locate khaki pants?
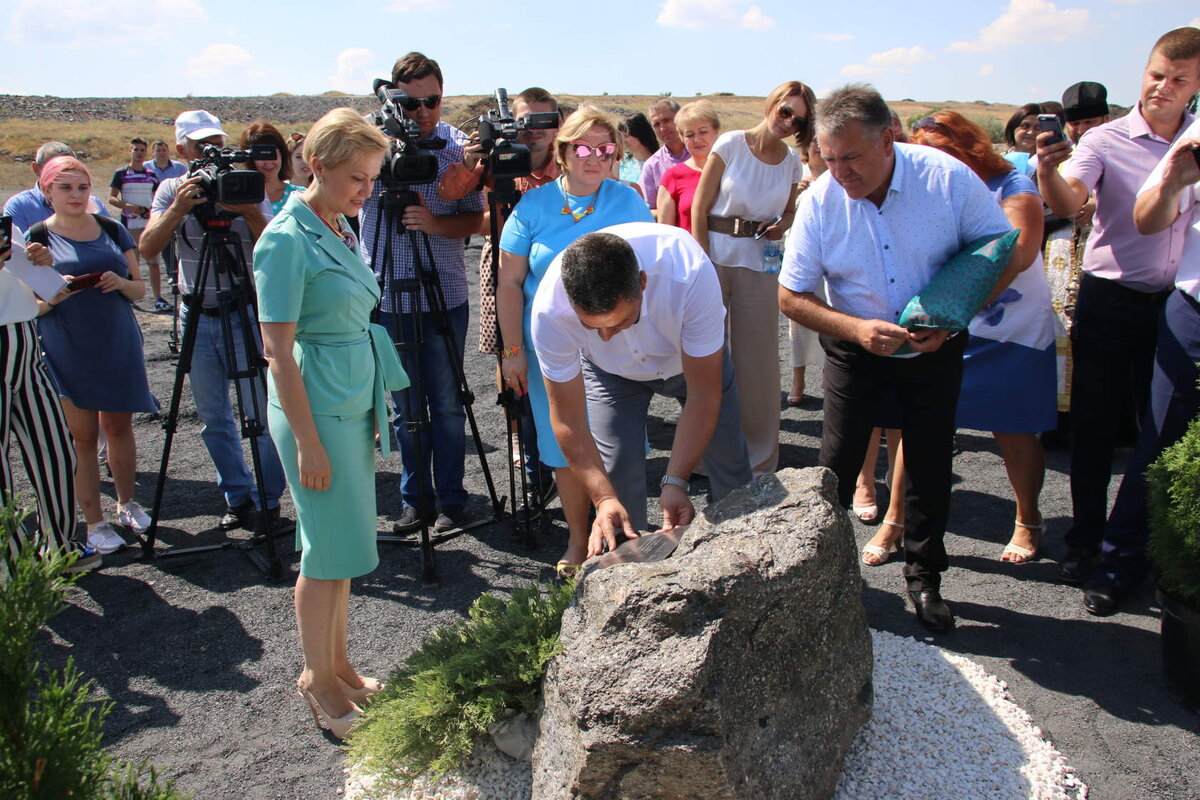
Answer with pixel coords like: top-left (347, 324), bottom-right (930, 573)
top-left (716, 264), bottom-right (780, 475)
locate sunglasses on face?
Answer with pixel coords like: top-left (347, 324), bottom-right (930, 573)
top-left (569, 141), bottom-right (618, 161)
top-left (399, 94), bottom-right (440, 112)
top-left (912, 116), bottom-right (945, 133)
top-left (289, 132), bottom-right (305, 142)
top-left (777, 104), bottom-right (809, 132)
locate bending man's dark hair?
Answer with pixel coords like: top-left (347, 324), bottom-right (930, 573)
top-left (560, 233), bottom-right (642, 315)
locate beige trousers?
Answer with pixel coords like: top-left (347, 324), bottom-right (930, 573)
top-left (716, 264), bottom-right (781, 475)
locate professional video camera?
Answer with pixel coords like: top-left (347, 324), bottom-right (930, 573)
top-left (370, 78), bottom-right (442, 187)
top-left (187, 144), bottom-right (271, 207)
top-left (475, 88), bottom-right (560, 180)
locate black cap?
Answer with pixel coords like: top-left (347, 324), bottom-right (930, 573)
top-left (1062, 81), bottom-right (1108, 122)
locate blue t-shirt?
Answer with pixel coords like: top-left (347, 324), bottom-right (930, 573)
top-left (499, 177), bottom-right (653, 343)
top-left (986, 169), bottom-right (1038, 201)
top-left (144, 159), bottom-right (188, 182)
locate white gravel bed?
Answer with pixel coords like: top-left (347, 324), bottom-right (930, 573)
top-left (345, 629), bottom-right (1087, 800)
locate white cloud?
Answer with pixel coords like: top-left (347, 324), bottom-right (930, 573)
top-left (389, 0), bottom-right (445, 10)
top-left (842, 46), bottom-right (934, 78)
top-left (186, 44), bottom-right (263, 80)
top-left (657, 0), bottom-right (775, 30)
top-left (6, 0), bottom-right (205, 47)
top-left (812, 33), bottom-right (854, 42)
top-left (1190, 17), bottom-right (1200, 28)
top-left (979, 63), bottom-right (995, 76)
top-left (950, 0), bottom-right (1091, 53)
top-left (328, 48), bottom-right (377, 94)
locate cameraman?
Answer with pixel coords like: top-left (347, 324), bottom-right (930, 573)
top-left (139, 110), bottom-right (288, 532)
top-left (361, 52), bottom-right (484, 533)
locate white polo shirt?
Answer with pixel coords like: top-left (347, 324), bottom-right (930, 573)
top-left (1139, 117), bottom-right (1200, 300)
top-left (531, 222), bottom-right (726, 383)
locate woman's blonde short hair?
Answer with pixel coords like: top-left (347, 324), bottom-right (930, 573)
top-left (555, 106), bottom-right (624, 174)
top-left (674, 100), bottom-right (720, 131)
top-left (303, 108), bottom-right (388, 170)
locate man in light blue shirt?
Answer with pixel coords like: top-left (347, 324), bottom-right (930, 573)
top-left (4, 141), bottom-right (112, 231)
top-left (779, 84), bottom-right (1011, 633)
top-left (144, 140), bottom-right (188, 182)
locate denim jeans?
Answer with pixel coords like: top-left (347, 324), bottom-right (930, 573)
top-left (181, 310), bottom-right (285, 510)
top-left (378, 303), bottom-right (469, 510)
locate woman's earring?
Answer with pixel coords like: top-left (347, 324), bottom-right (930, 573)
top-left (316, 176), bottom-right (324, 185)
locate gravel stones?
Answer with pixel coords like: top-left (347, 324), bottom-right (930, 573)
top-left (348, 630), bottom-right (1088, 800)
top-left (532, 467), bottom-right (874, 800)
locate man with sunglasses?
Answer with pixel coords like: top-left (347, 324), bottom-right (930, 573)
top-left (360, 52), bottom-right (485, 534)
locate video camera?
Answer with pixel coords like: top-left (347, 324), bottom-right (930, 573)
top-left (187, 144), bottom-right (271, 207)
top-left (475, 88), bottom-right (560, 181)
top-left (370, 78), bottom-right (442, 187)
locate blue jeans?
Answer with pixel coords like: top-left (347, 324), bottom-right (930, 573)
top-left (379, 303), bottom-right (469, 509)
top-left (182, 310), bottom-right (285, 510)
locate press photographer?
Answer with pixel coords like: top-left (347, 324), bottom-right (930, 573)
top-left (360, 52), bottom-right (485, 535)
top-left (139, 110), bottom-right (289, 532)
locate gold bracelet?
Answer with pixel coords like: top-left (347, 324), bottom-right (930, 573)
top-left (500, 344), bottom-right (523, 360)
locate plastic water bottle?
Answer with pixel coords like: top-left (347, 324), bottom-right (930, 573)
top-left (762, 241), bottom-right (782, 274)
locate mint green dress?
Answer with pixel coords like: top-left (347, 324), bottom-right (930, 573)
top-left (254, 193), bottom-right (408, 579)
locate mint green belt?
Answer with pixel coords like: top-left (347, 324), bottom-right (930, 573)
top-left (367, 323), bottom-right (408, 457)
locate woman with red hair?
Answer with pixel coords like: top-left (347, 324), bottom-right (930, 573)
top-left (868, 111), bottom-right (1056, 565)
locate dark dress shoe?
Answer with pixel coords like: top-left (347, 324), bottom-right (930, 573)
top-left (1057, 547), bottom-right (1095, 585)
top-left (219, 500), bottom-right (255, 531)
top-left (908, 589), bottom-right (955, 632)
top-left (1083, 581), bottom-right (1121, 616)
top-left (434, 505), bottom-right (468, 532)
top-left (254, 506), bottom-right (295, 535)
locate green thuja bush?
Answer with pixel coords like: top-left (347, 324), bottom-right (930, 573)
top-left (0, 495), bottom-right (186, 800)
top-left (1147, 412), bottom-right (1200, 610)
top-left (348, 580), bottom-right (575, 783)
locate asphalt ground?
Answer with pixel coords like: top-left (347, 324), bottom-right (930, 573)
top-left (18, 237), bottom-right (1199, 799)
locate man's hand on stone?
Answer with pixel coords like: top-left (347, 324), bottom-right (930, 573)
top-left (589, 497), bottom-right (639, 557)
top-left (657, 484), bottom-right (695, 533)
top-left (856, 319), bottom-right (909, 356)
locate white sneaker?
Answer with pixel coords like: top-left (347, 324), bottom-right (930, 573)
top-left (117, 500), bottom-right (152, 534)
top-left (86, 522), bottom-right (126, 554)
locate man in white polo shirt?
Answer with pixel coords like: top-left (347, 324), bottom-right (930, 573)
top-left (530, 222), bottom-right (751, 555)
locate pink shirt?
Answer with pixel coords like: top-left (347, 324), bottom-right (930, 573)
top-left (660, 162), bottom-right (702, 233)
top-left (1139, 117), bottom-right (1200, 300)
top-left (1062, 104), bottom-right (1195, 292)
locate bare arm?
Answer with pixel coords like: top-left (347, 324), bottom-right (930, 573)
top-left (983, 192), bottom-right (1045, 304)
top-left (260, 321), bottom-right (330, 491)
top-left (778, 287), bottom-right (929, 354)
top-left (690, 152), bottom-right (727, 255)
top-left (1134, 137), bottom-right (1199, 235)
top-left (658, 348), bottom-right (724, 531)
top-left (657, 185), bottom-right (678, 227)
top-left (496, 249), bottom-right (531, 395)
top-left (140, 176), bottom-right (206, 260)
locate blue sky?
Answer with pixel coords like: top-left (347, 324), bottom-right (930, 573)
top-left (2, 0), bottom-right (1198, 105)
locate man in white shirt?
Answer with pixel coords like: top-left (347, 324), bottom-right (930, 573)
top-left (779, 84), bottom-right (1011, 632)
top-left (531, 222), bottom-right (751, 555)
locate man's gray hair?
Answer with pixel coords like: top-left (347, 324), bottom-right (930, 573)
top-left (815, 84), bottom-right (892, 140)
top-left (647, 97), bottom-right (681, 117)
top-left (35, 141), bottom-right (75, 167)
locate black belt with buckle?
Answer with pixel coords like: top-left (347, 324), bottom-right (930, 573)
top-left (180, 294), bottom-right (222, 317)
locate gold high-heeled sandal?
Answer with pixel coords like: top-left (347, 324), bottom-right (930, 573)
top-left (298, 686), bottom-right (361, 741)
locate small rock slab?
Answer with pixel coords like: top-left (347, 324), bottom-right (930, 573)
top-left (532, 467), bottom-right (873, 800)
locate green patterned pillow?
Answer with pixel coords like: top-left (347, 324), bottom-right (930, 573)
top-left (896, 228), bottom-right (1019, 349)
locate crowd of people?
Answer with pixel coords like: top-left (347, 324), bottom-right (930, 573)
top-left (2, 28), bottom-right (1199, 741)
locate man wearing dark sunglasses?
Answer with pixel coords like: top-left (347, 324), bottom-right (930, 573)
top-left (360, 52), bottom-right (486, 534)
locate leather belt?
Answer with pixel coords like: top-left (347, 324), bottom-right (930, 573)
top-left (707, 215), bottom-right (765, 238)
top-left (181, 294), bottom-right (222, 317)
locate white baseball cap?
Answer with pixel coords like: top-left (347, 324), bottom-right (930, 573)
top-left (175, 110), bottom-right (226, 144)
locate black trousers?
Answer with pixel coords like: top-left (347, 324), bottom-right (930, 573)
top-left (819, 333), bottom-right (966, 592)
top-left (1066, 273), bottom-right (1170, 552)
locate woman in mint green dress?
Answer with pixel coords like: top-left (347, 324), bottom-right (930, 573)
top-left (254, 109), bottom-right (406, 741)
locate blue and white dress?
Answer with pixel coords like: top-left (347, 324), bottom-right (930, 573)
top-left (955, 170), bottom-right (1057, 434)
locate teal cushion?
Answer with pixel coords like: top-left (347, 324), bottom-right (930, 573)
top-left (896, 228), bottom-right (1019, 351)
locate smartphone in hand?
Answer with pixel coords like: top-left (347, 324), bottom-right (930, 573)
top-left (1037, 114), bottom-right (1065, 147)
top-left (754, 214), bottom-right (783, 240)
top-left (0, 215), bottom-right (12, 262)
top-left (66, 272), bottom-right (104, 292)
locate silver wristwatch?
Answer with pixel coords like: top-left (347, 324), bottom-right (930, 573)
top-left (660, 474), bottom-right (690, 493)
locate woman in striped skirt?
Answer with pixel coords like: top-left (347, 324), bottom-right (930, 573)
top-left (0, 224), bottom-right (97, 569)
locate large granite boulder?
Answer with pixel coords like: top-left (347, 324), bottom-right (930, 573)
top-left (532, 467), bottom-right (873, 800)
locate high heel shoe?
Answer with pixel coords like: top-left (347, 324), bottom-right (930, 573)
top-left (298, 686), bottom-right (361, 741)
top-left (861, 520), bottom-right (903, 566)
top-left (1001, 517), bottom-right (1042, 563)
top-left (338, 675), bottom-right (384, 707)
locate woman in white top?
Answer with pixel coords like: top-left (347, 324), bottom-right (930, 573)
top-left (692, 80), bottom-right (814, 475)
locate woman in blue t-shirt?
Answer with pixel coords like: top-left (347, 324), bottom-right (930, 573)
top-left (498, 107), bottom-right (653, 574)
top-left (34, 157), bottom-right (157, 556)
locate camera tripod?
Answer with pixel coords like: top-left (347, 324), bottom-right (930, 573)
top-left (369, 187), bottom-right (503, 587)
top-left (140, 213), bottom-right (284, 580)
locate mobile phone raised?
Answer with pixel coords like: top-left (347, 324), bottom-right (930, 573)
top-left (1037, 114), bottom-right (1065, 147)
